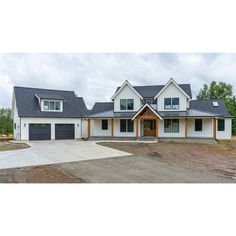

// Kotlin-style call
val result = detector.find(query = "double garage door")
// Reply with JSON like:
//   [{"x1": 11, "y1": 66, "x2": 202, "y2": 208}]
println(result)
[{"x1": 29, "y1": 124, "x2": 75, "y2": 141}]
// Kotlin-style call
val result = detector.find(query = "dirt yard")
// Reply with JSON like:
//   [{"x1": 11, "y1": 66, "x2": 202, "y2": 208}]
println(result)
[
  {"x1": 99, "y1": 139, "x2": 236, "y2": 180},
  {"x1": 0, "y1": 141, "x2": 30, "y2": 151},
  {"x1": 0, "y1": 166, "x2": 81, "y2": 183}
]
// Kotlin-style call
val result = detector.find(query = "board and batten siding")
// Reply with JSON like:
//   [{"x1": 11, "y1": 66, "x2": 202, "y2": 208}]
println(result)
[
  {"x1": 13, "y1": 100, "x2": 21, "y2": 140},
  {"x1": 216, "y1": 118, "x2": 232, "y2": 140},
  {"x1": 113, "y1": 84, "x2": 142, "y2": 112},
  {"x1": 157, "y1": 82, "x2": 189, "y2": 111}
]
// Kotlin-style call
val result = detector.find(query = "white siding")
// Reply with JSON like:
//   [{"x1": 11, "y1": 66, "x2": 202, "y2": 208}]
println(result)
[
  {"x1": 114, "y1": 84, "x2": 142, "y2": 112},
  {"x1": 216, "y1": 118, "x2": 232, "y2": 140},
  {"x1": 187, "y1": 118, "x2": 213, "y2": 138},
  {"x1": 114, "y1": 119, "x2": 140, "y2": 137},
  {"x1": 158, "y1": 118, "x2": 185, "y2": 138},
  {"x1": 93, "y1": 119, "x2": 112, "y2": 136},
  {"x1": 20, "y1": 117, "x2": 82, "y2": 140},
  {"x1": 13, "y1": 100, "x2": 21, "y2": 140},
  {"x1": 157, "y1": 82, "x2": 188, "y2": 111},
  {"x1": 82, "y1": 119, "x2": 88, "y2": 138}
]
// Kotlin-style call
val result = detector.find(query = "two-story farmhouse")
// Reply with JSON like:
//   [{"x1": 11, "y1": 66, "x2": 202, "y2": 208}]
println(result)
[{"x1": 12, "y1": 78, "x2": 232, "y2": 141}]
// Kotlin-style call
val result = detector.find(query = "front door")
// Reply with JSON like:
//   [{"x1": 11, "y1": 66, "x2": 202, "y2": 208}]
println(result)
[{"x1": 143, "y1": 119, "x2": 156, "y2": 136}]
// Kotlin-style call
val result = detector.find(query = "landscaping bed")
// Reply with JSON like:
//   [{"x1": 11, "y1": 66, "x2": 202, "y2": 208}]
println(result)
[{"x1": 0, "y1": 141, "x2": 30, "y2": 151}]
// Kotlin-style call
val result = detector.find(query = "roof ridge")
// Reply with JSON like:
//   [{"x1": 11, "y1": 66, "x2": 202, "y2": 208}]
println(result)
[
  {"x1": 133, "y1": 83, "x2": 190, "y2": 88},
  {"x1": 14, "y1": 86, "x2": 75, "y2": 93}
]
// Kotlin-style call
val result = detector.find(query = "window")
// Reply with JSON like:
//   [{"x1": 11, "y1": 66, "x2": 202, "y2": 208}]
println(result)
[
  {"x1": 120, "y1": 119, "x2": 134, "y2": 132},
  {"x1": 164, "y1": 98, "x2": 172, "y2": 110},
  {"x1": 172, "y1": 98, "x2": 179, "y2": 110},
  {"x1": 143, "y1": 98, "x2": 156, "y2": 105},
  {"x1": 43, "y1": 100, "x2": 61, "y2": 111},
  {"x1": 195, "y1": 119, "x2": 202, "y2": 131},
  {"x1": 164, "y1": 119, "x2": 179, "y2": 133},
  {"x1": 102, "y1": 120, "x2": 108, "y2": 130},
  {"x1": 120, "y1": 99, "x2": 134, "y2": 110},
  {"x1": 218, "y1": 119, "x2": 225, "y2": 131},
  {"x1": 14, "y1": 123, "x2": 16, "y2": 129},
  {"x1": 164, "y1": 98, "x2": 179, "y2": 110}
]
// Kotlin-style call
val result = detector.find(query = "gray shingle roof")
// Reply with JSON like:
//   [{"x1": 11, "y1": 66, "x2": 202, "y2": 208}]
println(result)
[
  {"x1": 190, "y1": 99, "x2": 232, "y2": 118},
  {"x1": 36, "y1": 93, "x2": 64, "y2": 100},
  {"x1": 115, "y1": 84, "x2": 192, "y2": 98},
  {"x1": 14, "y1": 86, "x2": 88, "y2": 118}
]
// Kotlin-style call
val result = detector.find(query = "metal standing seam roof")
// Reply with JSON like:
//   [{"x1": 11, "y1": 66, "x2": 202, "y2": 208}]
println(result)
[{"x1": 14, "y1": 86, "x2": 89, "y2": 118}]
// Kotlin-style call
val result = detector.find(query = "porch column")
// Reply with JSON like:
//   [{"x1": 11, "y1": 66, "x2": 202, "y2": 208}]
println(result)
[
  {"x1": 155, "y1": 118, "x2": 158, "y2": 138},
  {"x1": 185, "y1": 118, "x2": 188, "y2": 138},
  {"x1": 111, "y1": 119, "x2": 114, "y2": 137},
  {"x1": 213, "y1": 118, "x2": 216, "y2": 140},
  {"x1": 136, "y1": 118, "x2": 139, "y2": 140},
  {"x1": 88, "y1": 118, "x2": 90, "y2": 139}
]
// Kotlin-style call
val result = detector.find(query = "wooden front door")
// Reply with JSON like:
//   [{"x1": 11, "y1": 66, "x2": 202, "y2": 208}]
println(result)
[{"x1": 143, "y1": 119, "x2": 156, "y2": 136}]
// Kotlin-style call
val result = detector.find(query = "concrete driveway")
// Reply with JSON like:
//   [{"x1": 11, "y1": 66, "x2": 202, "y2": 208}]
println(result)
[{"x1": 0, "y1": 140, "x2": 131, "y2": 170}]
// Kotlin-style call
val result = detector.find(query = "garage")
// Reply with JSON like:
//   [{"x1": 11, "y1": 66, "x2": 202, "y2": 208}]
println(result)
[
  {"x1": 55, "y1": 124, "x2": 75, "y2": 140},
  {"x1": 29, "y1": 124, "x2": 51, "y2": 141}
]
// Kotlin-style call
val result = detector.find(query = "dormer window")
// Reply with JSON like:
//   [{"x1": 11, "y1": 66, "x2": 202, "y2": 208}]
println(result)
[
  {"x1": 43, "y1": 100, "x2": 62, "y2": 111},
  {"x1": 164, "y1": 98, "x2": 179, "y2": 110}
]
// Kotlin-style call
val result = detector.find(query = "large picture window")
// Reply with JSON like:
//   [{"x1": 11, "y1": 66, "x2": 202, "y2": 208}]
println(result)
[
  {"x1": 195, "y1": 119, "x2": 202, "y2": 131},
  {"x1": 164, "y1": 98, "x2": 179, "y2": 110},
  {"x1": 164, "y1": 119, "x2": 179, "y2": 133},
  {"x1": 218, "y1": 119, "x2": 225, "y2": 131},
  {"x1": 120, "y1": 119, "x2": 134, "y2": 132},
  {"x1": 120, "y1": 99, "x2": 134, "y2": 110}
]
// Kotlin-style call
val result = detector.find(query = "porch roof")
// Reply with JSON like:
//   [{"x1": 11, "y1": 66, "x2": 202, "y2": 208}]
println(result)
[{"x1": 90, "y1": 110, "x2": 136, "y2": 118}]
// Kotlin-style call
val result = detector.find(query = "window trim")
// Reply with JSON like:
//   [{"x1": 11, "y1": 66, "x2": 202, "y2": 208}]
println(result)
[
  {"x1": 42, "y1": 99, "x2": 63, "y2": 112},
  {"x1": 101, "y1": 119, "x2": 108, "y2": 130},
  {"x1": 195, "y1": 119, "x2": 203, "y2": 132},
  {"x1": 164, "y1": 97, "x2": 180, "y2": 110},
  {"x1": 217, "y1": 119, "x2": 225, "y2": 131},
  {"x1": 164, "y1": 119, "x2": 179, "y2": 133},
  {"x1": 120, "y1": 99, "x2": 134, "y2": 111},
  {"x1": 120, "y1": 119, "x2": 134, "y2": 133}
]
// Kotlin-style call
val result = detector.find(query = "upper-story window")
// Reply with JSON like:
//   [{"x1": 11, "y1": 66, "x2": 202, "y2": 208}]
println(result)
[
  {"x1": 120, "y1": 99, "x2": 134, "y2": 110},
  {"x1": 142, "y1": 98, "x2": 156, "y2": 105},
  {"x1": 43, "y1": 100, "x2": 61, "y2": 111},
  {"x1": 164, "y1": 98, "x2": 179, "y2": 110}
]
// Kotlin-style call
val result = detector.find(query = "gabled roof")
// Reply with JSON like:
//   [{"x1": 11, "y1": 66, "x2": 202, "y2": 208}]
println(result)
[
  {"x1": 111, "y1": 80, "x2": 143, "y2": 100},
  {"x1": 190, "y1": 99, "x2": 232, "y2": 118},
  {"x1": 115, "y1": 82, "x2": 192, "y2": 99},
  {"x1": 14, "y1": 86, "x2": 88, "y2": 118},
  {"x1": 132, "y1": 103, "x2": 162, "y2": 120},
  {"x1": 154, "y1": 78, "x2": 190, "y2": 99}
]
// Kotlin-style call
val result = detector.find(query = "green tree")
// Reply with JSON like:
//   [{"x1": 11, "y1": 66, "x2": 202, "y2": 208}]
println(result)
[
  {"x1": 0, "y1": 108, "x2": 13, "y2": 134},
  {"x1": 197, "y1": 81, "x2": 236, "y2": 135}
]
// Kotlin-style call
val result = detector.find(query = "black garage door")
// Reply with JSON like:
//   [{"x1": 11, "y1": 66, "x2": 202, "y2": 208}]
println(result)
[
  {"x1": 29, "y1": 124, "x2": 51, "y2": 141},
  {"x1": 55, "y1": 124, "x2": 75, "y2": 140}
]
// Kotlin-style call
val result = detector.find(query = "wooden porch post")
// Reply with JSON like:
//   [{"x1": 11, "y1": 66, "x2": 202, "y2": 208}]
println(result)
[
  {"x1": 213, "y1": 118, "x2": 216, "y2": 140},
  {"x1": 185, "y1": 118, "x2": 188, "y2": 138},
  {"x1": 155, "y1": 118, "x2": 158, "y2": 138},
  {"x1": 136, "y1": 118, "x2": 139, "y2": 140},
  {"x1": 88, "y1": 118, "x2": 90, "y2": 139},
  {"x1": 111, "y1": 119, "x2": 114, "y2": 137}
]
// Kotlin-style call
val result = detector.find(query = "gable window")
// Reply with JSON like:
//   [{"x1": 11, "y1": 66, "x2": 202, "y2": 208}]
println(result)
[
  {"x1": 195, "y1": 119, "x2": 202, "y2": 131},
  {"x1": 164, "y1": 98, "x2": 179, "y2": 110},
  {"x1": 102, "y1": 120, "x2": 108, "y2": 130},
  {"x1": 120, "y1": 119, "x2": 134, "y2": 132},
  {"x1": 120, "y1": 99, "x2": 134, "y2": 110},
  {"x1": 164, "y1": 119, "x2": 179, "y2": 133},
  {"x1": 43, "y1": 100, "x2": 61, "y2": 111},
  {"x1": 218, "y1": 119, "x2": 225, "y2": 131}
]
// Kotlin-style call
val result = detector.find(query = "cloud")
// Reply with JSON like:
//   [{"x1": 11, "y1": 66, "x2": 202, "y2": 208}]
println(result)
[{"x1": 0, "y1": 53, "x2": 236, "y2": 108}]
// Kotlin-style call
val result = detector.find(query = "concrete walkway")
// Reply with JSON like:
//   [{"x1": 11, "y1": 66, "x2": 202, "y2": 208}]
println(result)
[{"x1": 0, "y1": 140, "x2": 132, "y2": 170}]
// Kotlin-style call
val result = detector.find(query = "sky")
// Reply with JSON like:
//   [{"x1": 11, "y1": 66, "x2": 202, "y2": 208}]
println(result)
[{"x1": 0, "y1": 53, "x2": 236, "y2": 109}]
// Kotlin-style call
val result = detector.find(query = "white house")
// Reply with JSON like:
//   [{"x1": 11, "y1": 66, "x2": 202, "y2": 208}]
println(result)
[
  {"x1": 89, "y1": 79, "x2": 232, "y2": 140},
  {"x1": 12, "y1": 79, "x2": 232, "y2": 141}
]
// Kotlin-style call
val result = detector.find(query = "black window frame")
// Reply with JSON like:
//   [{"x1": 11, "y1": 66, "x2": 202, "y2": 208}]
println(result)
[
  {"x1": 164, "y1": 98, "x2": 172, "y2": 110},
  {"x1": 120, "y1": 119, "x2": 134, "y2": 132},
  {"x1": 164, "y1": 97, "x2": 180, "y2": 110},
  {"x1": 195, "y1": 119, "x2": 202, "y2": 132},
  {"x1": 172, "y1": 98, "x2": 179, "y2": 110},
  {"x1": 102, "y1": 119, "x2": 108, "y2": 130},
  {"x1": 164, "y1": 119, "x2": 179, "y2": 133},
  {"x1": 218, "y1": 119, "x2": 225, "y2": 131},
  {"x1": 120, "y1": 99, "x2": 134, "y2": 111}
]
